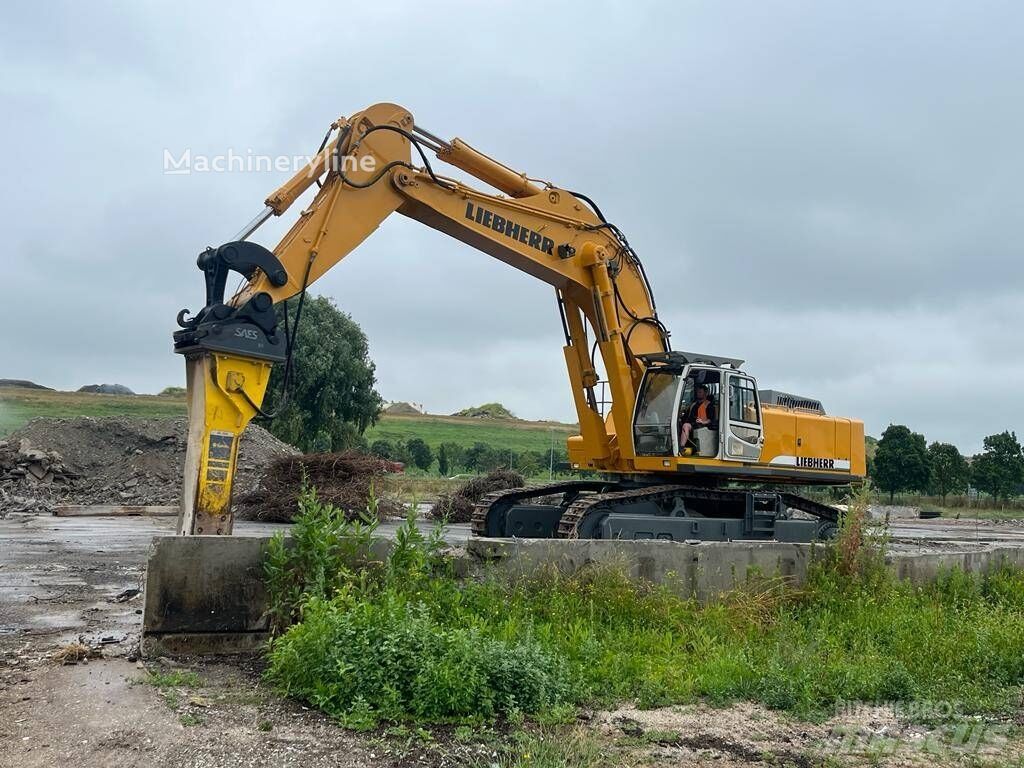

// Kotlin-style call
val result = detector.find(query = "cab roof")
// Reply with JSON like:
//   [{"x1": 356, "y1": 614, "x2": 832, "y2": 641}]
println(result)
[{"x1": 638, "y1": 351, "x2": 745, "y2": 370}]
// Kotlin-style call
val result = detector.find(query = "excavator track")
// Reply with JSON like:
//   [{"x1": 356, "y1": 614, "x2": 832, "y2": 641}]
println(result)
[
  {"x1": 555, "y1": 484, "x2": 840, "y2": 539},
  {"x1": 471, "y1": 480, "x2": 842, "y2": 541},
  {"x1": 471, "y1": 480, "x2": 610, "y2": 538}
]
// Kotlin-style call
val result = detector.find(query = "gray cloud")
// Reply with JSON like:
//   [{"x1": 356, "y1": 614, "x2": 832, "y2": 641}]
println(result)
[{"x1": 3, "y1": 0, "x2": 1021, "y2": 455}]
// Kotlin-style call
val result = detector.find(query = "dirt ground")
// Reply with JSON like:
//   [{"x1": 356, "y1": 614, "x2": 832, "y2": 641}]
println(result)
[
  {"x1": 2, "y1": 512, "x2": 1024, "y2": 767},
  {"x1": 4, "y1": 656, "x2": 1021, "y2": 768},
  {"x1": 0, "y1": 658, "x2": 392, "y2": 768},
  {"x1": 0, "y1": 513, "x2": 476, "y2": 768}
]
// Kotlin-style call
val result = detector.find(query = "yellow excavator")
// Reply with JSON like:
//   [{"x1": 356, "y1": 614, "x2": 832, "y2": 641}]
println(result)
[{"x1": 173, "y1": 103, "x2": 864, "y2": 541}]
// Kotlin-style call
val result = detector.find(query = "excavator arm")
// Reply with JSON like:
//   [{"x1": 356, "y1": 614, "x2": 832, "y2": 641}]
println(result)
[{"x1": 173, "y1": 103, "x2": 670, "y2": 535}]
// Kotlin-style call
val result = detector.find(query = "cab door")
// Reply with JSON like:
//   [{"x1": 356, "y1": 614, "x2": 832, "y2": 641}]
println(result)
[
  {"x1": 631, "y1": 369, "x2": 684, "y2": 456},
  {"x1": 723, "y1": 373, "x2": 764, "y2": 462}
]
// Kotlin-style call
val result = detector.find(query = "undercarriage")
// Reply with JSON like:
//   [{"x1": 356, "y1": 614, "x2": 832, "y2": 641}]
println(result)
[{"x1": 471, "y1": 479, "x2": 842, "y2": 542}]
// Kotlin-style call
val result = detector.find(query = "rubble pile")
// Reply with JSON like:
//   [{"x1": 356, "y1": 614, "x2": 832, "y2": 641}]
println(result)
[
  {"x1": 0, "y1": 416, "x2": 297, "y2": 516},
  {"x1": 238, "y1": 451, "x2": 405, "y2": 523},
  {"x1": 0, "y1": 439, "x2": 80, "y2": 513},
  {"x1": 1, "y1": 439, "x2": 78, "y2": 484}
]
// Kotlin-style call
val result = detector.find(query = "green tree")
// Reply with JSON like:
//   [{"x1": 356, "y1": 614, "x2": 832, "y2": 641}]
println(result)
[
  {"x1": 370, "y1": 440, "x2": 396, "y2": 460},
  {"x1": 515, "y1": 450, "x2": 544, "y2": 477},
  {"x1": 971, "y1": 431, "x2": 1024, "y2": 503},
  {"x1": 260, "y1": 296, "x2": 383, "y2": 452},
  {"x1": 464, "y1": 442, "x2": 503, "y2": 472},
  {"x1": 437, "y1": 442, "x2": 465, "y2": 476},
  {"x1": 873, "y1": 424, "x2": 931, "y2": 503},
  {"x1": 928, "y1": 442, "x2": 969, "y2": 503},
  {"x1": 405, "y1": 438, "x2": 434, "y2": 471}
]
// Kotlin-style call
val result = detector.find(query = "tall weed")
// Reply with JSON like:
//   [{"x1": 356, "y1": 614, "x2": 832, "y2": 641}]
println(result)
[
  {"x1": 264, "y1": 486, "x2": 1024, "y2": 726},
  {"x1": 263, "y1": 485, "x2": 379, "y2": 633}
]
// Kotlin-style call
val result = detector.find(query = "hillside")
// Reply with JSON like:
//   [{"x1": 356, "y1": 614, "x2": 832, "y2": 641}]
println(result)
[
  {"x1": 0, "y1": 387, "x2": 578, "y2": 454},
  {"x1": 364, "y1": 413, "x2": 577, "y2": 455},
  {"x1": 0, "y1": 387, "x2": 186, "y2": 436},
  {"x1": 0, "y1": 379, "x2": 53, "y2": 391}
]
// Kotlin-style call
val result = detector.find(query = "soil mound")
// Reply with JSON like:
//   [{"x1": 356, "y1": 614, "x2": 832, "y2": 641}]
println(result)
[
  {"x1": 0, "y1": 416, "x2": 296, "y2": 515},
  {"x1": 77, "y1": 384, "x2": 135, "y2": 395},
  {"x1": 383, "y1": 401, "x2": 423, "y2": 416},
  {"x1": 451, "y1": 403, "x2": 516, "y2": 419}
]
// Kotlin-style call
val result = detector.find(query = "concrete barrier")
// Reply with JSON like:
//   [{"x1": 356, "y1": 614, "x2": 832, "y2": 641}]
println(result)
[
  {"x1": 142, "y1": 535, "x2": 1024, "y2": 657},
  {"x1": 885, "y1": 545, "x2": 1024, "y2": 583},
  {"x1": 142, "y1": 536, "x2": 271, "y2": 656},
  {"x1": 467, "y1": 538, "x2": 816, "y2": 603}
]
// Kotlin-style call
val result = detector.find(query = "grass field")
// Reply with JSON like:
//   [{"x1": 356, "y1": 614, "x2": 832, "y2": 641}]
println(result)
[
  {"x1": 0, "y1": 387, "x2": 187, "y2": 436},
  {"x1": 0, "y1": 387, "x2": 578, "y2": 454},
  {"x1": 364, "y1": 413, "x2": 577, "y2": 454}
]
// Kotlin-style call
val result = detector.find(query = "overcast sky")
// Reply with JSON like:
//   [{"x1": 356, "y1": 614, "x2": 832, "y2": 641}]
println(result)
[{"x1": 3, "y1": 1, "x2": 1021, "y2": 454}]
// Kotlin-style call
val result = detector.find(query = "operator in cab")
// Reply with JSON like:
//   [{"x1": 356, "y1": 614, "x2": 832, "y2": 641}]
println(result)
[{"x1": 680, "y1": 384, "x2": 716, "y2": 452}]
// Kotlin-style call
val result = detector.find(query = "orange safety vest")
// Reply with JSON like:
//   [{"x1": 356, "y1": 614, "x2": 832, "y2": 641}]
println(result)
[{"x1": 696, "y1": 401, "x2": 710, "y2": 422}]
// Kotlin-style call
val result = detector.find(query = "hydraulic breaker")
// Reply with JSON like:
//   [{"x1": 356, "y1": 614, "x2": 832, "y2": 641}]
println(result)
[
  {"x1": 173, "y1": 239, "x2": 288, "y2": 535},
  {"x1": 177, "y1": 351, "x2": 272, "y2": 534}
]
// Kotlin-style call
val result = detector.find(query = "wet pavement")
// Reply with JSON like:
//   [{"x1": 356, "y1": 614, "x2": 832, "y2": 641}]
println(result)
[{"x1": 0, "y1": 513, "x2": 470, "y2": 654}]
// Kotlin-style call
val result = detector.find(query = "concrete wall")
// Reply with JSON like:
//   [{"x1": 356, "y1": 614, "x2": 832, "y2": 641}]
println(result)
[
  {"x1": 142, "y1": 535, "x2": 1024, "y2": 656},
  {"x1": 467, "y1": 538, "x2": 816, "y2": 603},
  {"x1": 885, "y1": 545, "x2": 1024, "y2": 583},
  {"x1": 142, "y1": 536, "x2": 271, "y2": 656}
]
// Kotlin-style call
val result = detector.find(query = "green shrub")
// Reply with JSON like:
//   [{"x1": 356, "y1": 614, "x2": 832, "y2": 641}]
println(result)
[
  {"x1": 266, "y1": 592, "x2": 571, "y2": 727},
  {"x1": 264, "y1": 487, "x2": 1024, "y2": 727},
  {"x1": 263, "y1": 486, "x2": 379, "y2": 633}
]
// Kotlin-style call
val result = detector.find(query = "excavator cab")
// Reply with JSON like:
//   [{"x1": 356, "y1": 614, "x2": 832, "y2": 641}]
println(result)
[{"x1": 632, "y1": 351, "x2": 763, "y2": 463}]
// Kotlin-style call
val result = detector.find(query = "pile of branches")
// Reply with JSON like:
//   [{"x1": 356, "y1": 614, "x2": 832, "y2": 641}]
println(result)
[
  {"x1": 431, "y1": 469, "x2": 525, "y2": 523},
  {"x1": 239, "y1": 451, "x2": 404, "y2": 523}
]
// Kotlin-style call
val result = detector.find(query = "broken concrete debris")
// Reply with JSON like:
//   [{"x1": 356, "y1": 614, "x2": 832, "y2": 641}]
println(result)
[
  {"x1": 0, "y1": 416, "x2": 297, "y2": 516},
  {"x1": 0, "y1": 438, "x2": 77, "y2": 486}
]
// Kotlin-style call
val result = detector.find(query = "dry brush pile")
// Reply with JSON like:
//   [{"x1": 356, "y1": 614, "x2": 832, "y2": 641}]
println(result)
[
  {"x1": 238, "y1": 451, "x2": 406, "y2": 522},
  {"x1": 430, "y1": 468, "x2": 525, "y2": 522}
]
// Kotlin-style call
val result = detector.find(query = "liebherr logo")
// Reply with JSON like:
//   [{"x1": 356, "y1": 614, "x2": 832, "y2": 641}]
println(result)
[
  {"x1": 796, "y1": 457, "x2": 836, "y2": 469},
  {"x1": 465, "y1": 202, "x2": 555, "y2": 255}
]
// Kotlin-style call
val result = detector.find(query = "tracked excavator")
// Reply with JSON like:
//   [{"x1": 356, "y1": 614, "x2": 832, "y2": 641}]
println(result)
[{"x1": 173, "y1": 103, "x2": 865, "y2": 541}]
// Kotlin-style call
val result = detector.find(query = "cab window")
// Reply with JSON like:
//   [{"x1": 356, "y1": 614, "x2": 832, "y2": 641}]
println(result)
[
  {"x1": 729, "y1": 376, "x2": 759, "y2": 424},
  {"x1": 633, "y1": 371, "x2": 681, "y2": 456}
]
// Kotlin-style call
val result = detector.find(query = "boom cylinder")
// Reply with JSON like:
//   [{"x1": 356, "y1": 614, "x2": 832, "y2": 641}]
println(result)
[{"x1": 437, "y1": 138, "x2": 542, "y2": 198}]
